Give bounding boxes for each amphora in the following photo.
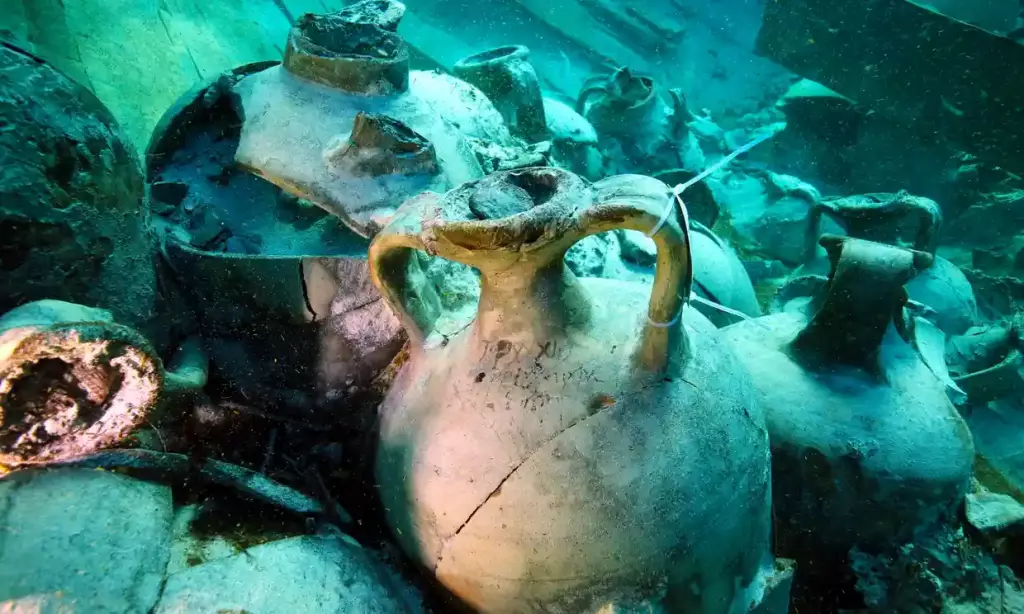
[370,168,777,613]
[796,191,980,335]
[723,236,975,563]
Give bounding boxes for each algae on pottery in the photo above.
[723,236,975,567]
[371,167,778,613]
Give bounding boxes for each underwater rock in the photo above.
[155,533,421,613]
[0,300,206,466]
[849,528,1024,613]
[371,168,778,613]
[723,236,975,589]
[0,467,173,613]
[968,399,1024,500]
[966,491,1024,536]
[752,559,797,614]
[0,42,158,332]
[0,461,425,614]
[454,46,549,143]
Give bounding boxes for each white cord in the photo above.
[647,130,776,239]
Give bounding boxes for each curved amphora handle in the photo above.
[791,234,933,373]
[802,191,942,264]
[368,168,691,371]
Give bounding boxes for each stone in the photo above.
[968,400,1024,498]
[751,559,796,614]
[154,534,418,613]
[849,528,1024,613]
[0,468,173,613]
[966,491,1024,535]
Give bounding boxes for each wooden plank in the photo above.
[0,0,93,89]
[61,0,201,149]
[0,0,29,43]
[59,0,294,150]
[514,0,650,70]
[756,0,1024,176]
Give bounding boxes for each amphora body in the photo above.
[723,237,975,562]
[370,169,775,612]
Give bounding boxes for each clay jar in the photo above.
[796,191,980,335]
[370,168,775,612]
[0,43,158,336]
[231,4,511,237]
[723,236,975,560]
[0,300,206,465]
[453,46,549,143]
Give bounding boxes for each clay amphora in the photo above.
[370,168,776,613]
[146,63,408,419]
[723,236,975,560]
[0,42,162,343]
[796,191,980,335]
[453,46,549,143]
[229,2,519,237]
[576,67,704,176]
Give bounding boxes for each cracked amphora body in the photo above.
[370,168,773,613]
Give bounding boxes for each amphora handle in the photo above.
[802,191,942,264]
[791,234,933,373]
[368,169,691,371]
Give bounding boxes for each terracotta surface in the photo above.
[370,168,774,612]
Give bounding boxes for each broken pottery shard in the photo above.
[0,300,165,466]
[966,491,1024,535]
[325,112,439,178]
[755,0,1024,175]
[45,449,328,518]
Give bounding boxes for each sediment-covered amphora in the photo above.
[370,168,776,613]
